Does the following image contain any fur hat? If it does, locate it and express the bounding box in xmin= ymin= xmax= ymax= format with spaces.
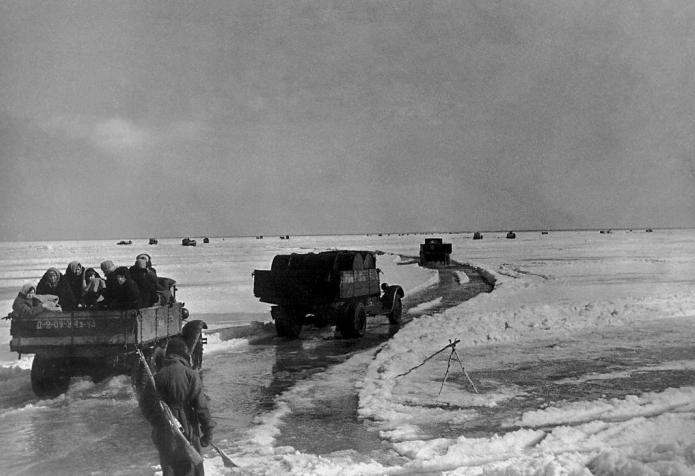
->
xmin=165 ymin=338 xmax=189 ymax=358
xmin=182 ymin=319 xmax=208 ymax=339
xmin=135 ymin=253 xmax=151 ymax=269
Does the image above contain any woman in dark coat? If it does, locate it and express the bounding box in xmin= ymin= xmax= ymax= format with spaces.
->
xmin=129 ymin=253 xmax=159 ymax=308
xmin=64 ymin=261 xmax=85 ymax=305
xmin=36 ymin=267 xmax=78 ymax=311
xmin=104 ymin=267 xmax=140 ymax=310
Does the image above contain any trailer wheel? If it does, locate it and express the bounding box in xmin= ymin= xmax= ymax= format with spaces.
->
xmin=272 ymin=306 xmax=302 ymax=339
xmin=337 ymin=302 xmax=366 ymax=338
xmin=388 ymin=297 xmax=403 ymax=325
xmin=31 ymin=354 xmax=71 ymax=398
xmin=312 ymin=312 xmax=330 ymax=328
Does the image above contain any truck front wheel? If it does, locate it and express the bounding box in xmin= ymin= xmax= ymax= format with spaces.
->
xmin=272 ymin=306 xmax=302 ymax=339
xmin=337 ymin=302 xmax=366 ymax=338
xmin=31 ymin=354 xmax=71 ymax=398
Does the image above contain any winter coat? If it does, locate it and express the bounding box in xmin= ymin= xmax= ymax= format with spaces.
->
xmin=129 ymin=265 xmax=159 ymax=308
xmin=83 ymin=268 xmax=106 ymax=306
xmin=104 ymin=267 xmax=140 ymax=310
xmin=11 ymin=285 xmax=45 ymax=318
xmin=36 ymin=268 xmax=78 ymax=311
xmin=141 ymin=353 xmax=214 ymax=474
xmin=64 ymin=261 xmax=85 ymax=304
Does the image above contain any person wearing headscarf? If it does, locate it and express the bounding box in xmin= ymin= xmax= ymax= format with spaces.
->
xmin=141 ymin=338 xmax=214 ymax=476
xmin=129 ymin=253 xmax=159 ymax=308
xmin=11 ymin=284 xmax=45 ymax=318
xmin=64 ymin=261 xmax=85 ymax=306
xmin=83 ymin=268 xmax=107 ymax=307
xmin=103 ymin=266 xmax=140 ymax=310
xmin=36 ymin=267 xmax=77 ymax=311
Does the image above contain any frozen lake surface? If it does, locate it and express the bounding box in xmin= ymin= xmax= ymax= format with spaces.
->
xmin=1 ymin=230 xmax=694 ymax=475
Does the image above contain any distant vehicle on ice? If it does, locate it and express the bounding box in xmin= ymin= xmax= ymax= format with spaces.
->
xmin=148 ymin=238 xmax=158 ymax=245
xmin=419 ymin=237 xmax=452 ymax=266
xmin=506 ymin=231 xmax=516 ymax=239
xmin=253 ymin=250 xmax=404 ymax=339
xmin=182 ymin=237 xmax=197 ymax=246
xmin=117 ymin=240 xmax=133 ymax=245
xmin=473 ymin=232 xmax=483 ymax=240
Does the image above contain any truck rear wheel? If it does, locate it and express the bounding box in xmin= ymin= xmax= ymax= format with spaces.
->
xmin=388 ymin=297 xmax=403 ymax=325
xmin=31 ymin=354 xmax=71 ymax=398
xmin=272 ymin=306 xmax=302 ymax=339
xmin=337 ymin=302 xmax=366 ymax=338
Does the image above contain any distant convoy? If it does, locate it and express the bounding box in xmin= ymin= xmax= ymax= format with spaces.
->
xmin=114 ymin=228 xmax=657 ymax=248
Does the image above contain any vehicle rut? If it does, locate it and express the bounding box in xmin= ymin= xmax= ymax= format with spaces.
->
xmin=260 ymin=258 xmax=493 ymax=456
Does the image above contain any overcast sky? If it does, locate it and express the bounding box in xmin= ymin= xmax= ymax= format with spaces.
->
xmin=1 ymin=0 xmax=694 ymax=241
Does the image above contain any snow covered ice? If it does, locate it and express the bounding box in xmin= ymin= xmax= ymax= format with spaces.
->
xmin=1 ymin=230 xmax=694 ymax=475
xmin=352 ymin=230 xmax=695 ymax=476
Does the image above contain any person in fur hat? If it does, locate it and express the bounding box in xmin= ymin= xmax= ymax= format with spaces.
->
xmin=141 ymin=338 xmax=215 ymax=476
xmin=129 ymin=253 xmax=159 ymax=307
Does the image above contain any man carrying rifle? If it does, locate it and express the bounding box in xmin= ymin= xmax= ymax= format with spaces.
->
xmin=141 ymin=338 xmax=215 ymax=476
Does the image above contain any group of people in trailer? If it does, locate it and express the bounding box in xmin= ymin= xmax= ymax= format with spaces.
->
xmin=12 ymin=253 xmax=169 ymax=317
xmin=11 ymin=254 xmax=214 ymax=475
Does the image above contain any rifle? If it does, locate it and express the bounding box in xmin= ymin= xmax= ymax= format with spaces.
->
xmin=136 ymin=348 xmax=203 ymax=466
xmin=183 ymin=329 xmax=239 ymax=468
xmin=210 ymin=442 xmax=238 ymax=468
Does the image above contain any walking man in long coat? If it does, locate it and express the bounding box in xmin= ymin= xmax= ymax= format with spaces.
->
xmin=141 ymin=338 xmax=215 ymax=476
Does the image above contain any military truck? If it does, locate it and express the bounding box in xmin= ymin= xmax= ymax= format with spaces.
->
xmin=253 ymin=250 xmax=404 ymax=339
xmin=7 ymin=282 xmax=202 ymax=398
xmin=419 ymin=237 xmax=452 ymax=266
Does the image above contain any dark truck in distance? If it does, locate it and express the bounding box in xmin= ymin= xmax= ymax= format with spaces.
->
xmin=419 ymin=237 xmax=452 ymax=266
xmin=253 ymin=250 xmax=404 ymax=339
xmin=7 ymin=282 xmax=201 ymax=398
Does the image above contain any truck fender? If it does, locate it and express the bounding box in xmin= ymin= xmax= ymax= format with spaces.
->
xmin=381 ymin=285 xmax=404 ymax=312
